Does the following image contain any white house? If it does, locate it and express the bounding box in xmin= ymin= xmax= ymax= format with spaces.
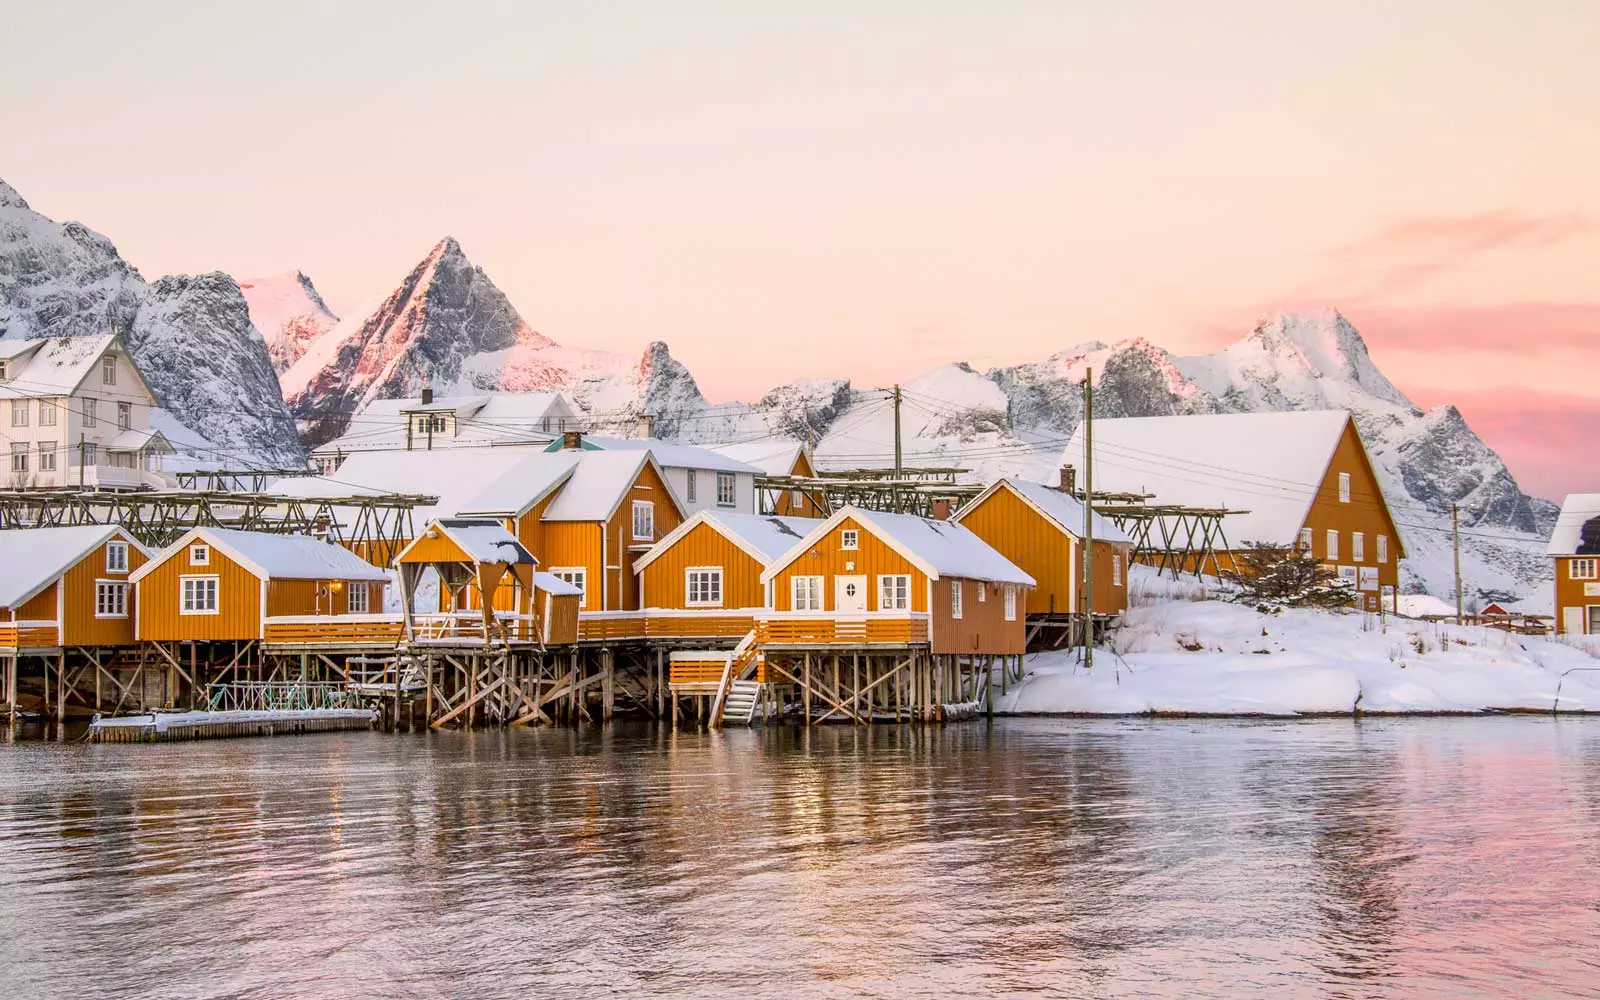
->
xmin=311 ymin=390 xmax=581 ymax=474
xmin=546 ymin=434 xmax=761 ymax=515
xmin=0 ymin=333 xmax=173 ymax=490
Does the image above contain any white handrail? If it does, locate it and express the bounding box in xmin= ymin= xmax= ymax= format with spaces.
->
xmin=710 ymin=629 xmax=759 ymax=729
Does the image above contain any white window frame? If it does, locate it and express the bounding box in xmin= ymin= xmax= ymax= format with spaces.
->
xmin=841 ymin=529 xmax=859 ymax=551
xmin=94 ymin=580 xmax=129 ymax=618
xmin=549 ymin=567 xmax=588 ymax=608
xmin=1338 ymin=472 xmax=1351 ymax=503
xmin=1572 ymin=558 xmax=1599 ymax=581
xmin=950 ymin=579 xmax=963 ymax=619
xmin=38 ymin=441 xmax=56 ymax=473
xmin=1298 ymin=527 xmax=1313 ymax=551
xmin=347 ymin=583 xmax=369 ymax=614
xmin=1377 ymin=534 xmax=1389 ymax=564
xmin=105 ymin=540 xmax=129 ymax=574
xmin=792 ymin=575 xmax=824 ymax=612
xmin=38 ymin=400 xmax=57 ymax=427
xmin=102 ymin=354 xmax=117 ymax=385
xmin=180 ymin=575 xmax=219 ymax=615
xmin=1004 ymin=585 xmax=1018 ymax=621
xmin=878 ymin=574 xmax=910 ymax=611
xmin=1113 ymin=554 xmax=1123 ymax=587
xmin=9 ymin=442 xmax=26 ymax=474
xmin=631 ymin=500 xmax=655 ymax=541
xmin=83 ymin=397 xmax=97 ymax=427
xmin=1352 ymin=532 xmax=1365 ymax=562
xmin=686 ymin=469 xmax=697 ymax=503
xmin=80 ymin=442 xmax=97 ymax=466
xmin=685 ymin=566 xmax=723 ymax=607
xmin=715 ymin=471 xmax=736 ymax=508
xmin=117 ymin=401 xmax=131 ymax=431
xmin=189 ymin=543 xmax=210 ymax=566
xmin=1325 ymin=529 xmax=1339 ymax=562
xmin=977 ymin=581 xmax=986 ymax=603
xmin=10 ymin=399 xmax=27 ymax=427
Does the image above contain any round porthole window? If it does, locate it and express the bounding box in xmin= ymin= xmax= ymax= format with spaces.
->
xmin=845 ymin=583 xmax=857 ymax=597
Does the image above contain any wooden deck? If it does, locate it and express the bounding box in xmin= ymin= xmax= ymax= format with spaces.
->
xmin=261 ymin=612 xmax=554 ymax=651
xmin=754 ymin=612 xmax=930 ymax=648
xmin=577 ymin=610 xmax=759 ymax=644
xmin=0 ymin=621 xmax=61 ymax=652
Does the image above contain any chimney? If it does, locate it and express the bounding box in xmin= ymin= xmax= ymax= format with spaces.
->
xmin=930 ymin=498 xmax=952 ymax=521
xmin=421 ymin=386 xmax=434 ymax=405
xmin=562 ymin=431 xmax=584 ymax=450
xmin=1059 ymin=465 xmax=1076 ymax=494
xmin=634 ymin=413 xmax=655 ymax=439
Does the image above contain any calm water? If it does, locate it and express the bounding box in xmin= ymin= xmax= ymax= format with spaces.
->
xmin=2 ymin=719 xmax=1599 ymax=999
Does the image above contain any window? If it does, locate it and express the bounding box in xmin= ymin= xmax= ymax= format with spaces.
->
xmin=1338 ymin=472 xmax=1351 ymax=503
xmin=792 ymin=575 xmax=824 ymax=611
xmin=716 ymin=471 xmax=736 ymax=507
xmin=841 ymin=529 xmax=859 ymax=551
xmin=83 ymin=398 xmax=97 ymax=427
xmin=1298 ymin=527 xmax=1313 ymax=551
xmin=80 ymin=443 xmax=97 ymax=466
xmin=117 ymin=402 xmax=131 ymax=431
xmin=631 ymin=500 xmax=655 ymax=540
xmin=1325 ymin=529 xmax=1339 ymax=562
xmin=878 ymin=574 xmax=910 ymax=611
xmin=9 ymin=442 xmax=25 ymax=473
xmin=1004 ymin=585 xmax=1018 ymax=621
xmin=189 ymin=543 xmax=210 ymax=566
xmin=95 ymin=581 xmax=128 ymax=618
xmin=550 ymin=567 xmax=587 ymax=608
xmin=38 ymin=441 xmax=55 ymax=473
xmin=38 ymin=400 xmax=56 ymax=426
xmin=1113 ymin=554 xmax=1123 ymax=587
xmin=1572 ymin=558 xmax=1599 ymax=581
xmin=101 ymin=354 xmax=117 ymax=385
xmin=977 ymin=582 xmax=986 ymax=602
xmin=180 ymin=576 xmax=219 ymax=614
xmin=686 ymin=567 xmax=723 ymax=607
xmin=1352 ymin=532 xmax=1365 ymax=562
xmin=1377 ymin=534 xmax=1389 ymax=564
xmin=10 ymin=399 xmax=27 ymax=427
xmin=950 ymin=579 xmax=963 ymax=619
xmin=106 ymin=541 xmax=128 ymax=574
xmin=0 ymin=360 xmax=6 ymax=380
xmin=790 ymin=489 xmax=804 ymax=509
xmin=347 ymin=584 xmax=369 ymax=614
xmin=686 ymin=469 xmax=697 ymax=503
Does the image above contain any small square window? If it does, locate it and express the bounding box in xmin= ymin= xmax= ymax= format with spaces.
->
xmin=95 ymin=581 xmax=128 ymax=618
xmin=190 ymin=544 xmax=210 ymax=566
xmin=106 ymin=541 xmax=129 ymax=574
xmin=631 ymin=501 xmax=655 ymax=541
xmin=347 ymin=584 xmax=369 ymax=614
xmin=841 ymin=529 xmax=859 ymax=551
xmin=686 ymin=567 xmax=723 ymax=607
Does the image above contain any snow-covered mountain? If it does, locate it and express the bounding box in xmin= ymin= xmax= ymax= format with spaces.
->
xmin=239 ymin=271 xmax=338 ymax=373
xmin=0 ymin=177 xmax=304 ymax=466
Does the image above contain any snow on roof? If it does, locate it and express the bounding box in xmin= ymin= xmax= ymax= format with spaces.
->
xmin=0 ymin=340 xmax=43 ymax=361
xmin=634 ymin=510 xmax=817 ymax=573
xmin=542 ymin=450 xmax=681 ymax=522
xmin=106 ymin=428 xmax=168 ymax=452
xmin=0 ymin=525 xmax=135 ymax=608
xmin=0 ymin=331 xmax=119 ymax=398
xmin=315 ymin=392 xmax=577 ymax=455
xmin=533 ymin=572 xmax=582 ymax=597
xmin=763 ymin=506 xmax=1034 ymax=586
xmin=430 ymin=519 xmax=535 ymax=565
xmin=1547 ymin=493 xmax=1600 ymax=555
xmin=963 ymin=478 xmax=1133 ymax=544
xmin=455 ymin=452 xmax=579 ymax=517
xmin=1061 ymin=411 xmax=1354 ymax=546
xmin=161 ymin=528 xmax=389 ymax=582
xmin=273 ymin=449 xmax=536 ymax=525
xmin=707 ymin=440 xmax=805 ymax=476
xmin=560 ymin=436 xmax=761 ymax=474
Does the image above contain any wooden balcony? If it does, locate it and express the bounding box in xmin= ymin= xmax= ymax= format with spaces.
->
xmin=263 ymin=615 xmax=406 ymax=649
xmin=754 ymin=612 xmax=931 ymax=648
xmin=577 ymin=610 xmax=760 ymax=644
xmin=0 ymin=620 xmax=62 ymax=651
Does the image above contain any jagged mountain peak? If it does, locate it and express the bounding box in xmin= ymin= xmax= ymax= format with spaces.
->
xmin=239 ymin=270 xmax=340 ymax=374
xmin=0 ymin=178 xmax=28 ymax=211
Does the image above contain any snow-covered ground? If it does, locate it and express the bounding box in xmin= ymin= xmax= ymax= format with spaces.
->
xmin=997 ymin=569 xmax=1600 ymax=716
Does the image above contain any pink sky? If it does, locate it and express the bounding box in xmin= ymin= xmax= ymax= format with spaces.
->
xmin=5 ymin=1 xmax=1598 ymax=500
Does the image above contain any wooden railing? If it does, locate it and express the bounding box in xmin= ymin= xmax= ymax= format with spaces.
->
xmin=0 ymin=620 xmax=61 ymax=650
xmin=754 ymin=612 xmax=930 ymax=647
xmin=263 ymin=615 xmax=406 ymax=648
xmin=577 ymin=610 xmax=761 ymax=643
xmin=669 ymin=660 xmax=729 ymax=685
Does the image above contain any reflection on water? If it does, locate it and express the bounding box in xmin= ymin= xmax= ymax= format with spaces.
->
xmin=2 ymin=718 xmax=1599 ymax=998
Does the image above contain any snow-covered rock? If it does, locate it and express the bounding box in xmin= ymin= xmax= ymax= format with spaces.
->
xmin=239 ymin=271 xmax=338 ymax=373
xmin=0 ymin=176 xmax=303 ymax=467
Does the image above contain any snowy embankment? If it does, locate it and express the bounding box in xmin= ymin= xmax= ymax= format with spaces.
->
xmin=996 ymin=570 xmax=1600 ymax=716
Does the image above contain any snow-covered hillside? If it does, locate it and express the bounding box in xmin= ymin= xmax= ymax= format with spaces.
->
xmin=0 ymin=177 xmax=303 ymax=466
xmin=239 ymin=271 xmax=338 ymax=373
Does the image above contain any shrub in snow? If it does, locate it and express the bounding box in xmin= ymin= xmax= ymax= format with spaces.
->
xmin=1226 ymin=542 xmax=1356 ymax=612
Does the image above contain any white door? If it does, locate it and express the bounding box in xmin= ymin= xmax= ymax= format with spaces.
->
xmin=1564 ymin=607 xmax=1585 ymax=635
xmin=1590 ymin=606 xmax=1600 ymax=635
xmin=835 ymin=576 xmax=867 ymax=613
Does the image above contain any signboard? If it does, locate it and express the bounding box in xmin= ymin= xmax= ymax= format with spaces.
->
xmin=1585 ymin=582 xmax=1600 ymax=597
xmin=1337 ymin=566 xmax=1358 ymax=587
xmin=1359 ymin=566 xmax=1380 ymax=591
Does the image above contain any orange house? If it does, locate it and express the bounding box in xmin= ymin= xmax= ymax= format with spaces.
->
xmin=0 ymin=525 xmax=151 ymax=653
xmin=759 ymin=506 xmax=1033 ymax=655
xmin=710 ymin=440 xmax=828 ymax=518
xmin=1063 ymin=410 xmax=1405 ymax=612
xmin=954 ymin=477 xmax=1134 ymax=617
xmin=131 ymin=527 xmax=391 ymax=642
xmin=1549 ymin=493 xmax=1600 ymax=635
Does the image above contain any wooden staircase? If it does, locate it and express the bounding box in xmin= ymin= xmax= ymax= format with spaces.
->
xmin=720 ymin=680 xmax=763 ymax=726
xmin=710 ymin=630 xmax=763 ymax=729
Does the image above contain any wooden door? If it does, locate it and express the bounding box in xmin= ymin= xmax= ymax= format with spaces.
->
xmin=835 ymin=575 xmax=867 ymax=612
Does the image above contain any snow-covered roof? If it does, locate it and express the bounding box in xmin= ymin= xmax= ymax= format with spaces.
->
xmin=1547 ymin=494 xmax=1600 ymax=556
xmin=633 ymin=509 xmax=817 ymax=573
xmin=273 ymin=449 xmax=538 ymax=525
xmin=314 ymin=392 xmax=577 ymax=455
xmin=106 ymin=428 xmax=169 ymax=452
xmin=556 ymin=436 xmax=761 ymax=474
xmin=762 ymin=505 xmax=1035 ymax=586
xmin=533 ymin=572 xmax=582 ymax=597
xmin=130 ymin=527 xmax=389 ymax=583
xmin=957 ymin=477 xmax=1132 ymax=544
xmin=0 ymin=526 xmax=144 ymax=609
xmin=455 ymin=453 xmax=579 ymax=518
xmin=707 ymin=440 xmax=807 ymax=476
xmin=0 ymin=332 xmax=122 ymax=398
xmin=1060 ymin=411 xmax=1357 ymax=546
xmin=428 ymin=519 xmax=536 ymax=565
xmin=542 ymin=450 xmax=684 ymax=522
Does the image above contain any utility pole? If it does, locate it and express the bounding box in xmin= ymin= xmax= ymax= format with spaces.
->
xmin=1083 ymin=368 xmax=1094 ymax=670
xmin=1452 ymin=501 xmax=1463 ymax=621
xmin=891 ymin=384 xmax=903 ymax=513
